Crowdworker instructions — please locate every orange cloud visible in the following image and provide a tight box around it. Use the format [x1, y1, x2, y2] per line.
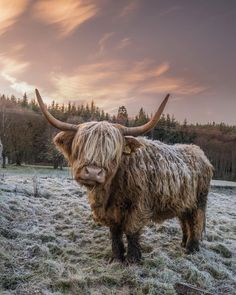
[125, 60, 170, 82]
[117, 37, 131, 50]
[0, 0, 29, 35]
[50, 60, 128, 103]
[141, 78, 207, 95]
[33, 0, 99, 36]
[98, 32, 114, 55]
[0, 54, 29, 75]
[120, 1, 139, 18]
[49, 59, 206, 112]
[0, 54, 34, 94]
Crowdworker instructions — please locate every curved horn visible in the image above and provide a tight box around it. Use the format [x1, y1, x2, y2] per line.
[35, 89, 78, 131]
[122, 94, 170, 136]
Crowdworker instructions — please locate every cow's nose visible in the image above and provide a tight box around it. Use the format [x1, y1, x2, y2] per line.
[80, 166, 106, 183]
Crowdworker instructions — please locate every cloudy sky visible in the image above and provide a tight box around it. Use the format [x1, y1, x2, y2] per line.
[0, 0, 235, 123]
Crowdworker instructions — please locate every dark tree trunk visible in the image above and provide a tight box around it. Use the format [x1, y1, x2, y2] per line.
[2, 152, 6, 168]
[16, 159, 22, 166]
[53, 161, 58, 169]
[15, 152, 22, 166]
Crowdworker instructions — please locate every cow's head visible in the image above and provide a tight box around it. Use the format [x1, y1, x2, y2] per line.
[35, 89, 169, 189]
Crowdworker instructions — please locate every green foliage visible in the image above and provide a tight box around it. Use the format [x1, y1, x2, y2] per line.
[133, 107, 149, 127]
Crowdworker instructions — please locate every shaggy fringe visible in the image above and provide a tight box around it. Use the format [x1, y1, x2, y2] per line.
[71, 121, 123, 174]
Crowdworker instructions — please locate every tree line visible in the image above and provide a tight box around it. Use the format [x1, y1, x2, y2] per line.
[0, 93, 236, 181]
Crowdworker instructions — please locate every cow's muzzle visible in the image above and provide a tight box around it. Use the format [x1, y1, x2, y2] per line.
[78, 166, 106, 185]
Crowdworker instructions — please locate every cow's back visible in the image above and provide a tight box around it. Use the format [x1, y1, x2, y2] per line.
[111, 138, 213, 229]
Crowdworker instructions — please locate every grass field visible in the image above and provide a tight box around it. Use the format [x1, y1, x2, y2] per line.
[0, 166, 235, 294]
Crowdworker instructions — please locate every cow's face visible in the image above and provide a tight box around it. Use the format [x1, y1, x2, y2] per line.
[54, 121, 142, 189]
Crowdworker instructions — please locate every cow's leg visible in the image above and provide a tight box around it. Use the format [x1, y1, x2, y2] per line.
[109, 226, 125, 262]
[126, 231, 142, 263]
[178, 217, 189, 248]
[185, 208, 206, 254]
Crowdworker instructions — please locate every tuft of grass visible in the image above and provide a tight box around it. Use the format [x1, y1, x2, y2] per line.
[39, 259, 65, 279]
[0, 228, 18, 239]
[209, 243, 232, 258]
[27, 244, 49, 258]
[204, 264, 229, 279]
[1, 274, 32, 290]
[141, 282, 177, 295]
[142, 244, 154, 253]
[145, 257, 165, 269]
[47, 242, 64, 256]
[206, 232, 223, 242]
[38, 232, 56, 243]
[183, 268, 213, 288]
[0, 249, 12, 262]
[67, 230, 77, 242]
[54, 275, 88, 294]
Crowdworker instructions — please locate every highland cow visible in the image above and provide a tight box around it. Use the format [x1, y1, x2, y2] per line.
[36, 89, 213, 263]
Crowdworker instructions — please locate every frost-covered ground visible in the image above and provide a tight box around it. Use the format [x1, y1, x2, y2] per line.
[0, 166, 235, 295]
[211, 179, 236, 188]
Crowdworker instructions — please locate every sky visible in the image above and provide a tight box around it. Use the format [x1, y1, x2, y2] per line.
[0, 0, 235, 124]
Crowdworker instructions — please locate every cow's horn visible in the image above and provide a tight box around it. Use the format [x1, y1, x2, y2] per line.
[122, 94, 170, 136]
[35, 89, 78, 131]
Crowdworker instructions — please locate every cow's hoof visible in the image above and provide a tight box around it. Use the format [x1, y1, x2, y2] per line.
[126, 248, 142, 264]
[185, 248, 199, 255]
[185, 240, 199, 254]
[108, 256, 124, 264]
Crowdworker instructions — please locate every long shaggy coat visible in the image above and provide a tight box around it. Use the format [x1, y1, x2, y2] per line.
[54, 122, 213, 261]
[88, 137, 213, 234]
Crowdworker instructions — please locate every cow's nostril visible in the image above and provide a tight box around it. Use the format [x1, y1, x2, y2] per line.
[97, 169, 103, 176]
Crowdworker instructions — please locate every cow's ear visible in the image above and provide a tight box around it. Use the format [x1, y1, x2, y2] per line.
[53, 131, 76, 162]
[123, 136, 144, 155]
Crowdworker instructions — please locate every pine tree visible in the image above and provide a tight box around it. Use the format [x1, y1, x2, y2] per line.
[183, 118, 188, 127]
[50, 101, 55, 111]
[61, 104, 65, 113]
[135, 107, 148, 126]
[91, 100, 95, 115]
[117, 106, 129, 126]
[30, 99, 39, 112]
[10, 95, 17, 104]
[68, 102, 72, 114]
[21, 93, 28, 108]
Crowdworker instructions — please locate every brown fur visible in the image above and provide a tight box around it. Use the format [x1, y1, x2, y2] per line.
[53, 121, 213, 262]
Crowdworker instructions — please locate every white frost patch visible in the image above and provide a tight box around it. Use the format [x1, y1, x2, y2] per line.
[211, 179, 236, 187]
[0, 167, 236, 295]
